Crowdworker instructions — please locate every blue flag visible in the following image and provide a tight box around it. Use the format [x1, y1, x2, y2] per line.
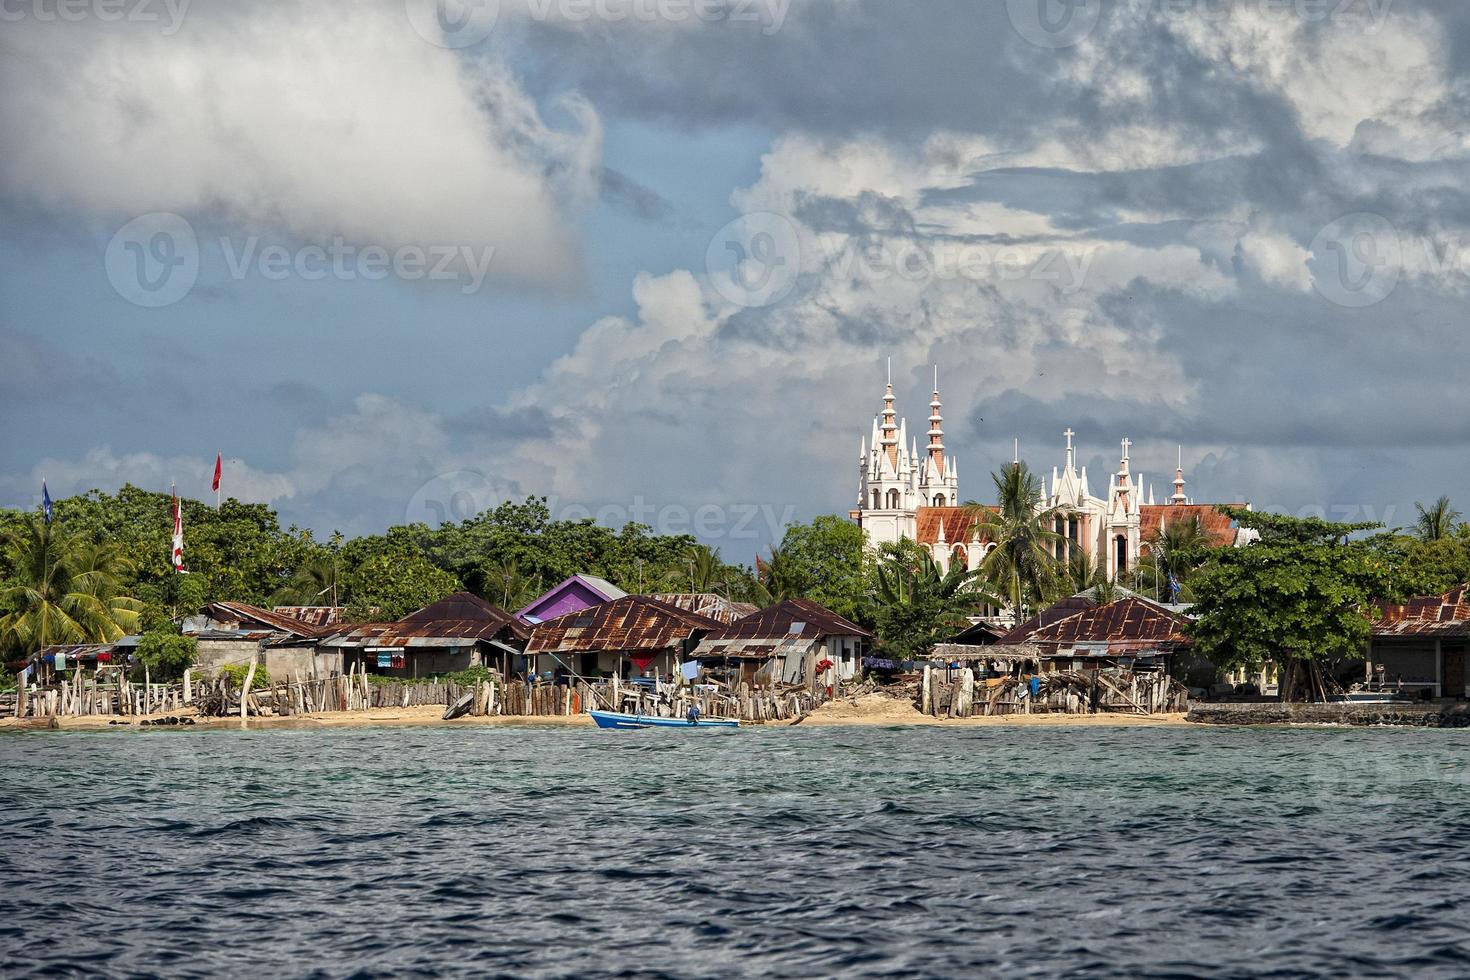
[42, 481, 52, 524]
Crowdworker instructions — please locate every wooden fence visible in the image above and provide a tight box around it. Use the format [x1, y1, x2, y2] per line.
[921, 665, 1188, 717]
[5, 663, 831, 723]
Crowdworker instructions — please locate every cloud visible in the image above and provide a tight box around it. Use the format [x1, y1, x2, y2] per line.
[0, 0, 597, 289]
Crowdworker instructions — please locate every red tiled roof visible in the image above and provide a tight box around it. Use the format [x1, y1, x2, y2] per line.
[915, 506, 995, 546]
[1373, 585, 1470, 637]
[1023, 598, 1192, 650]
[1139, 505, 1242, 550]
[713, 598, 874, 641]
[527, 595, 725, 655]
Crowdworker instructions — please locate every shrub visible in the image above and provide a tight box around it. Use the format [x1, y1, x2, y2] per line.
[218, 662, 272, 691]
[133, 630, 197, 682]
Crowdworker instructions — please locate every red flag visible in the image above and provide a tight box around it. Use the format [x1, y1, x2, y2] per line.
[171, 487, 186, 572]
[212, 453, 222, 492]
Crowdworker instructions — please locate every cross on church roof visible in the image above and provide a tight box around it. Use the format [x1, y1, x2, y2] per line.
[1120, 437, 1131, 461]
[1064, 428, 1074, 450]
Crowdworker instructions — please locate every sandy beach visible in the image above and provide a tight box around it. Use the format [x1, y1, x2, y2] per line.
[0, 694, 1187, 731]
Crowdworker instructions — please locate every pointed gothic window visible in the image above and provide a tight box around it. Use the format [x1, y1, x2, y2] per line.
[1115, 535, 1128, 575]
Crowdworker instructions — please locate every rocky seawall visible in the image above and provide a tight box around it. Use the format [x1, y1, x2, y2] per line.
[1188, 702, 1470, 728]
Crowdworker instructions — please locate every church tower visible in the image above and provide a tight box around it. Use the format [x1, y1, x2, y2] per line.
[855, 361, 920, 547]
[1105, 437, 1143, 579]
[917, 367, 960, 507]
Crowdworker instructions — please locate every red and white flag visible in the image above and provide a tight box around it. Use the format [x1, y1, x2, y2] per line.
[171, 486, 186, 572]
[212, 452, 222, 492]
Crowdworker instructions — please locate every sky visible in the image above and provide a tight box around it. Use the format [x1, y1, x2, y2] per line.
[2, 0, 1467, 560]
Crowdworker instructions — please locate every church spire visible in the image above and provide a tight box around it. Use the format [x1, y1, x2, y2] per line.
[879, 358, 898, 470]
[1171, 446, 1189, 505]
[926, 365, 944, 468]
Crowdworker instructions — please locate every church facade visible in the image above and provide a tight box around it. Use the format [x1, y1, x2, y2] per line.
[849, 371, 1249, 580]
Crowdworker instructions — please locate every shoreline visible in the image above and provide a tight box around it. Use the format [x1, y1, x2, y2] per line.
[0, 702, 1189, 731]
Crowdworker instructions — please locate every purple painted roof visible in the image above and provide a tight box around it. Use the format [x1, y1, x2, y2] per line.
[515, 574, 627, 624]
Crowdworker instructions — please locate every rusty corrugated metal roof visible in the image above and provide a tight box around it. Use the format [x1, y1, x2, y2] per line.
[526, 595, 724, 655]
[712, 597, 873, 641]
[1020, 597, 1192, 650]
[645, 593, 760, 625]
[205, 601, 326, 638]
[1000, 595, 1099, 643]
[270, 606, 346, 628]
[1373, 586, 1470, 637]
[324, 592, 529, 647]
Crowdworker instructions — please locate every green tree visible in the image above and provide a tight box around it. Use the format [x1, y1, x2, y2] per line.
[967, 462, 1062, 623]
[1136, 515, 1213, 601]
[1414, 496, 1462, 542]
[870, 541, 986, 658]
[0, 516, 144, 654]
[346, 552, 460, 621]
[133, 629, 197, 681]
[1187, 508, 1398, 701]
[773, 516, 873, 623]
[273, 553, 345, 606]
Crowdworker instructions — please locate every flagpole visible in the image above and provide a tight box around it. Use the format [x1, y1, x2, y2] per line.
[216, 451, 221, 510]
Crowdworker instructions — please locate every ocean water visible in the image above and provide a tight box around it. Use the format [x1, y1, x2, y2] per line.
[3, 723, 1469, 978]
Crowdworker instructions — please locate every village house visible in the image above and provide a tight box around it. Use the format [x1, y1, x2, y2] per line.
[525, 594, 724, 679]
[186, 601, 341, 679]
[691, 597, 873, 690]
[515, 573, 626, 625]
[1368, 585, 1470, 699]
[320, 592, 528, 679]
[997, 596, 1194, 675]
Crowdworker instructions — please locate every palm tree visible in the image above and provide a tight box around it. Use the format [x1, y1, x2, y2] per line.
[479, 557, 541, 611]
[275, 555, 345, 606]
[753, 545, 804, 606]
[871, 544, 990, 658]
[1415, 496, 1462, 542]
[1137, 516, 1212, 601]
[0, 517, 143, 655]
[966, 461, 1063, 624]
[688, 545, 727, 595]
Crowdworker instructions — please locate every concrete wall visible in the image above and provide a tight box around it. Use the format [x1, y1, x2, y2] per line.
[194, 639, 341, 681]
[1188, 701, 1470, 728]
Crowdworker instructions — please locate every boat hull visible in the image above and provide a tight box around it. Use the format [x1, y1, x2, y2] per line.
[589, 710, 739, 730]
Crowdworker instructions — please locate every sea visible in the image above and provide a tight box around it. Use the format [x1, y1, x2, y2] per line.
[3, 723, 1469, 978]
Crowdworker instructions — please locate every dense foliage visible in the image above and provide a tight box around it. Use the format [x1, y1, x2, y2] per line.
[133, 630, 198, 682]
[1186, 509, 1403, 699]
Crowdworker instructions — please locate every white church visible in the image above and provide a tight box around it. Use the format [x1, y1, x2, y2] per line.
[849, 368, 1249, 580]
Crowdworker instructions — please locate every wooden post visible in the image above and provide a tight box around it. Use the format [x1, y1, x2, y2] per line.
[920, 664, 932, 716]
[240, 654, 258, 723]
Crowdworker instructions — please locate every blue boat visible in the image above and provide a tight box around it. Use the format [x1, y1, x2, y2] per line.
[589, 710, 739, 730]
